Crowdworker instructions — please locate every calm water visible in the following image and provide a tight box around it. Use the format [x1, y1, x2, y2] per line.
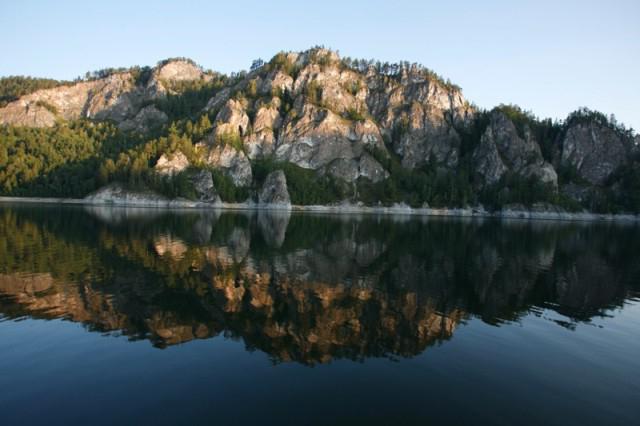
[0, 205, 639, 425]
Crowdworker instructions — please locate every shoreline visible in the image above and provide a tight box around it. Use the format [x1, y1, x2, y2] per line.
[0, 195, 638, 223]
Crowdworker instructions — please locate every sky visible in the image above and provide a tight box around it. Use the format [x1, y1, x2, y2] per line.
[1, 0, 638, 130]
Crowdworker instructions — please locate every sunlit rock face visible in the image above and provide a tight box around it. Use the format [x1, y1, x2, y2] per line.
[155, 150, 190, 176]
[0, 59, 209, 132]
[199, 48, 473, 183]
[0, 207, 639, 363]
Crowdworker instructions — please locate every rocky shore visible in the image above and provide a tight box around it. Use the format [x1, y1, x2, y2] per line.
[1, 195, 638, 222]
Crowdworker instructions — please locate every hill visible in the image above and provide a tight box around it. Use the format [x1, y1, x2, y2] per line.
[1, 47, 638, 213]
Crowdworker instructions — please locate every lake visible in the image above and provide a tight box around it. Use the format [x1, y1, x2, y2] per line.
[0, 205, 638, 425]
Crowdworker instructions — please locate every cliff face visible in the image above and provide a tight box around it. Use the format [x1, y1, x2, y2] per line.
[560, 120, 631, 185]
[196, 49, 472, 184]
[0, 59, 209, 132]
[473, 111, 558, 188]
[0, 48, 637, 208]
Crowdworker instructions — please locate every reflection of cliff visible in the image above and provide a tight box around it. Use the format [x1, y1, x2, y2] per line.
[0, 206, 639, 364]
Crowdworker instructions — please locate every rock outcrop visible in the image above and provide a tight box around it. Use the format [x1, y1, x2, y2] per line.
[200, 143, 252, 187]
[473, 111, 557, 188]
[83, 183, 169, 205]
[560, 121, 630, 185]
[0, 58, 208, 132]
[1, 47, 637, 209]
[258, 170, 290, 206]
[146, 59, 209, 97]
[189, 170, 221, 203]
[201, 48, 473, 183]
[155, 150, 190, 175]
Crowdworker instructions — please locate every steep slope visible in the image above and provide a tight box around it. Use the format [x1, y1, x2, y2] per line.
[0, 47, 638, 212]
[0, 59, 211, 132]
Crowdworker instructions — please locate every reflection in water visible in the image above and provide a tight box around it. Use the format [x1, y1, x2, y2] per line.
[0, 205, 639, 365]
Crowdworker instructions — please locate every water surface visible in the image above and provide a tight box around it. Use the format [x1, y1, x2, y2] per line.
[0, 205, 639, 425]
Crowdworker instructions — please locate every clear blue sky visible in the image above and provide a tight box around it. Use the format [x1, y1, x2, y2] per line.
[1, 0, 638, 130]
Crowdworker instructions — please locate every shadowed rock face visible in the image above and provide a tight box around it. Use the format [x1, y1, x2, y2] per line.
[561, 121, 631, 185]
[258, 170, 290, 205]
[1, 206, 638, 365]
[473, 111, 558, 188]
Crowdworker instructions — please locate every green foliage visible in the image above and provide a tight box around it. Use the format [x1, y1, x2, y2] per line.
[362, 147, 473, 207]
[0, 121, 142, 196]
[211, 169, 249, 202]
[151, 171, 197, 200]
[0, 76, 69, 107]
[155, 76, 227, 121]
[610, 157, 640, 213]
[566, 107, 634, 138]
[246, 79, 258, 98]
[156, 57, 200, 68]
[391, 116, 410, 143]
[276, 88, 295, 118]
[457, 110, 490, 157]
[1, 51, 638, 214]
[344, 107, 367, 122]
[265, 52, 299, 77]
[305, 81, 323, 106]
[340, 56, 461, 91]
[479, 174, 581, 212]
[215, 130, 244, 152]
[130, 66, 153, 87]
[35, 100, 59, 115]
[495, 104, 563, 163]
[557, 164, 589, 186]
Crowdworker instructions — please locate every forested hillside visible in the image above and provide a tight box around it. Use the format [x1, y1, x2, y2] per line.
[1, 48, 638, 212]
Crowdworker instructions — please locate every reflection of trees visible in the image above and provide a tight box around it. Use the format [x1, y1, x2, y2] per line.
[0, 206, 639, 364]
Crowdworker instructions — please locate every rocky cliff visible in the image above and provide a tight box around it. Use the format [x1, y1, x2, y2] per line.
[0, 59, 210, 132]
[1, 48, 637, 211]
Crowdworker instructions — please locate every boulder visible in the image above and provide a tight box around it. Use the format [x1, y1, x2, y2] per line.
[258, 170, 291, 206]
[189, 170, 221, 203]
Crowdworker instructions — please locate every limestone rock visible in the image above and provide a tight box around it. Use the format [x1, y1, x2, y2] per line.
[258, 170, 291, 206]
[155, 150, 190, 176]
[203, 143, 252, 187]
[119, 105, 168, 133]
[0, 73, 139, 127]
[244, 99, 282, 159]
[275, 104, 387, 182]
[213, 99, 250, 139]
[473, 111, 557, 188]
[561, 122, 630, 185]
[189, 170, 221, 203]
[326, 153, 388, 183]
[84, 183, 168, 205]
[146, 59, 208, 97]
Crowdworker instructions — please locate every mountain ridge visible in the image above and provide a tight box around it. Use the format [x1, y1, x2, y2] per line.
[1, 47, 638, 213]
